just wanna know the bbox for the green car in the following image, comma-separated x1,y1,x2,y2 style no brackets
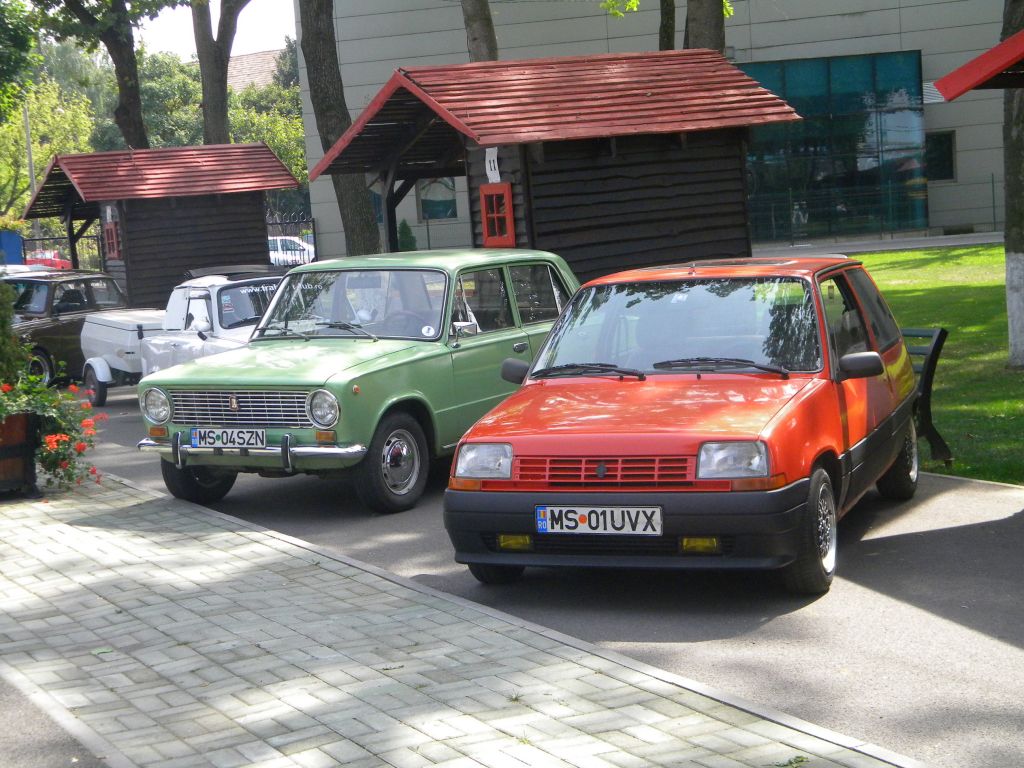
137,249,578,512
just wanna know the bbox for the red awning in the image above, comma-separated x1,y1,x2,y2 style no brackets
311,49,800,181
25,143,300,220
935,28,1024,101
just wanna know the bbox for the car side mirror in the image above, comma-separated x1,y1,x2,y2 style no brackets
452,320,479,338
838,351,884,380
501,357,531,385
193,319,212,340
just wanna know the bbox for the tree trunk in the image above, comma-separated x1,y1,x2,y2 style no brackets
659,0,676,50
299,0,380,255
95,1,149,148
461,0,498,61
684,0,725,52
1004,0,1024,367
192,0,250,145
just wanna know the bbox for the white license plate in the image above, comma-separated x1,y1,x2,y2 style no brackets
535,506,663,535
190,428,266,449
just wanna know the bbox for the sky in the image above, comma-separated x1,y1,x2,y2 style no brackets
137,0,296,60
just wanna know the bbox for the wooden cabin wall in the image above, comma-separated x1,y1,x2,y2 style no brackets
522,131,752,283
119,192,270,307
465,145,532,249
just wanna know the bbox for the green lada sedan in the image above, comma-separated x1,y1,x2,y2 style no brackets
137,249,578,513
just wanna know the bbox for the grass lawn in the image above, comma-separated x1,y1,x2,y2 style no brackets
856,244,1022,486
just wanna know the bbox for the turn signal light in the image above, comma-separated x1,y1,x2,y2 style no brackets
730,474,787,492
315,430,336,443
498,534,532,551
148,426,168,438
679,537,720,554
449,477,482,491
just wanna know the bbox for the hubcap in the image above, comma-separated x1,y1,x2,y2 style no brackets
907,423,919,483
815,482,837,574
380,429,420,495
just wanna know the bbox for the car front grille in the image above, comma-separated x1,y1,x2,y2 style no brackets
170,390,312,428
482,533,737,557
513,456,694,488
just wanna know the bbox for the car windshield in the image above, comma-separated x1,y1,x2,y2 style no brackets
256,268,447,340
8,281,51,315
533,277,823,375
217,279,280,330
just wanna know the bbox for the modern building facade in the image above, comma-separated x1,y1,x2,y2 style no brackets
294,0,1006,258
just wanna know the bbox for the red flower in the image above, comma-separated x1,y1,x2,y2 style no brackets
68,384,79,393
60,460,69,470
80,401,92,410
80,418,95,429
84,428,96,437
74,441,87,454
1,383,11,393
95,412,110,422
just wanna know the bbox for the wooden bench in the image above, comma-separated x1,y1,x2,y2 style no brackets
901,327,953,466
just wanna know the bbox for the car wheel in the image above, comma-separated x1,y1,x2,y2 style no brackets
84,365,107,407
160,460,237,504
28,349,53,385
782,467,837,595
876,421,919,501
354,412,429,514
468,563,525,585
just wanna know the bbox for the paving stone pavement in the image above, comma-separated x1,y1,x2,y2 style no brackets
0,476,928,768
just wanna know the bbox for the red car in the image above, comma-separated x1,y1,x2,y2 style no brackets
444,257,918,594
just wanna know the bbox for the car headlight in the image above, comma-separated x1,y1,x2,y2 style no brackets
698,441,768,479
455,443,513,478
307,389,339,428
141,388,171,424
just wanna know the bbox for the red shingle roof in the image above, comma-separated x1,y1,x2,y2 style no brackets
311,49,800,180
935,28,1024,101
25,143,299,220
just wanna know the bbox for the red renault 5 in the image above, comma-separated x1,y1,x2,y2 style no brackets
444,257,919,594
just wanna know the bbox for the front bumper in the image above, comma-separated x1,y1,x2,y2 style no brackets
444,480,810,571
138,432,366,473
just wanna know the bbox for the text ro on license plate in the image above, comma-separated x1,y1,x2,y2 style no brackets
535,506,663,535
190,428,266,449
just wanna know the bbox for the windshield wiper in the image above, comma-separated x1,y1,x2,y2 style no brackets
652,357,789,378
531,362,646,381
316,321,379,341
254,324,310,341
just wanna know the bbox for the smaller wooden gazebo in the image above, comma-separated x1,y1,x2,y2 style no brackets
312,49,799,281
24,144,299,307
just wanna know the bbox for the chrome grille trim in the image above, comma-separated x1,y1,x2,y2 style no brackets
169,390,312,428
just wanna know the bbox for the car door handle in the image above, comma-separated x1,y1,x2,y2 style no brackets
512,342,528,353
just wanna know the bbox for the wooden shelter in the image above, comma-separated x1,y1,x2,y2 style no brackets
311,49,799,281
935,28,1024,100
24,144,299,308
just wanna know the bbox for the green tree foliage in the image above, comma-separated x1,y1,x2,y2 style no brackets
31,0,184,148
600,0,733,20
274,36,299,89
0,0,35,123
397,219,417,251
0,77,93,219
89,51,202,149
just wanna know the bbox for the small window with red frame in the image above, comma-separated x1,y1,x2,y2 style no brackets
480,183,515,247
103,221,122,261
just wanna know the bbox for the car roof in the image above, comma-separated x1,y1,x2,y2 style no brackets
1,269,115,283
287,248,567,274
179,273,283,289
584,256,860,286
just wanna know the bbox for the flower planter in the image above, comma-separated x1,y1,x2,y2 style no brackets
0,412,39,495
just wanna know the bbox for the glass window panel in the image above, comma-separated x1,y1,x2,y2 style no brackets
925,131,956,181
783,59,829,115
830,55,875,113
876,51,922,108
741,62,784,97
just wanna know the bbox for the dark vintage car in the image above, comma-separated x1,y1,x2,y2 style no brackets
3,271,128,384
